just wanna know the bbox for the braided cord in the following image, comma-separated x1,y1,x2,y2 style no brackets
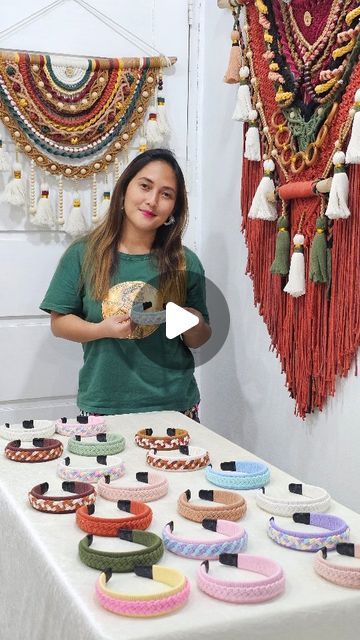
5,440,63,463
56,418,107,437
314,554,360,588
206,465,270,490
0,420,55,441
76,502,152,535
98,474,168,503
95,578,190,617
28,491,96,513
57,459,125,483
135,429,190,450
79,531,164,572
146,451,210,472
68,434,125,456
162,528,248,560
197,567,285,603
268,524,350,551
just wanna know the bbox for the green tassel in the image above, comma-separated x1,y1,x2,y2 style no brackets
309,217,328,283
270,215,290,275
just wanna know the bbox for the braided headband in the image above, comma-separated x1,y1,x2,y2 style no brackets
5,438,63,463
135,427,190,450
28,481,96,514
76,500,152,536
79,530,164,572
162,519,248,560
256,483,331,516
0,419,55,441
96,565,190,617
197,553,285,603
98,472,168,503
206,460,270,490
68,433,125,457
268,513,350,552
57,455,125,483
146,446,210,472
130,302,166,326
314,543,360,588
55,415,107,437
177,489,247,523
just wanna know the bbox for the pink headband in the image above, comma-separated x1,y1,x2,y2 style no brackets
55,415,106,437
197,553,285,603
98,471,168,502
314,543,360,588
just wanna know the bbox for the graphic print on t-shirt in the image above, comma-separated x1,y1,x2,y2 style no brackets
102,281,163,339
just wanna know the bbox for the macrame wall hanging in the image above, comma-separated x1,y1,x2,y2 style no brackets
0,0,175,236
220,0,360,418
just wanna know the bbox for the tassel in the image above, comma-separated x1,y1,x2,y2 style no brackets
223,29,241,84
64,192,88,237
157,97,171,137
146,110,164,147
248,159,277,220
345,89,360,164
309,217,328,283
1,161,26,208
232,66,252,122
283,234,306,297
30,182,56,227
270,215,290,275
57,174,64,226
99,190,111,219
244,110,261,161
325,151,350,219
0,140,10,171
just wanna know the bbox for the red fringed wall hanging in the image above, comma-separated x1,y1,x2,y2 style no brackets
221,0,360,418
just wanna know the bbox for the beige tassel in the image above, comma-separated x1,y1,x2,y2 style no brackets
31,182,56,228
146,110,164,147
283,234,306,298
0,140,10,171
232,66,252,121
248,159,277,220
1,161,26,208
244,110,261,161
224,29,241,84
157,96,171,137
325,151,350,219
64,191,88,237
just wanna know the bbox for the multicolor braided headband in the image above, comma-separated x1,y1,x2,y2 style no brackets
76,500,152,536
135,427,190,450
57,455,125,483
162,519,248,560
68,433,125,457
177,489,247,523
55,415,107,437
130,302,166,326
98,471,168,503
96,565,190,617
28,480,96,514
79,530,164,572
0,419,55,441
256,483,331,516
206,460,270,490
146,446,210,472
268,513,350,552
197,553,285,603
314,543,360,588
5,438,63,463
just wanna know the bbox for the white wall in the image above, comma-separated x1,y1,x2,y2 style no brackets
0,0,192,423
198,2,360,512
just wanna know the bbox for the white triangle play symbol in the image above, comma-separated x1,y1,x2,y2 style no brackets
165,302,199,339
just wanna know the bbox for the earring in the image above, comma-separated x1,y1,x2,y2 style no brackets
163,215,175,226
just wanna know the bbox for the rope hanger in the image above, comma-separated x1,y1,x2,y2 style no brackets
0,0,175,62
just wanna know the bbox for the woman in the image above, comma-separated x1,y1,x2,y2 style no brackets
40,149,211,420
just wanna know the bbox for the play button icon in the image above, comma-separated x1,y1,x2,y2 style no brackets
165,302,199,339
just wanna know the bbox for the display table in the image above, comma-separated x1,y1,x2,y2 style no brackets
1,411,360,640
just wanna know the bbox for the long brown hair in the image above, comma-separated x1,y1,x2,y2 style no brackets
81,149,188,305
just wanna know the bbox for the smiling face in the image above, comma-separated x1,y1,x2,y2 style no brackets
123,160,177,235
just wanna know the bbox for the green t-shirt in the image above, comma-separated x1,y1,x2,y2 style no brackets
40,242,209,415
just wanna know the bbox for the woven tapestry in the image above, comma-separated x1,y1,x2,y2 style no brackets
222,0,360,418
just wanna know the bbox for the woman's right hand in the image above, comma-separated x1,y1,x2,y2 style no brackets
99,314,133,339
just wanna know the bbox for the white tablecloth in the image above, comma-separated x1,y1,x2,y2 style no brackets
1,411,360,640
